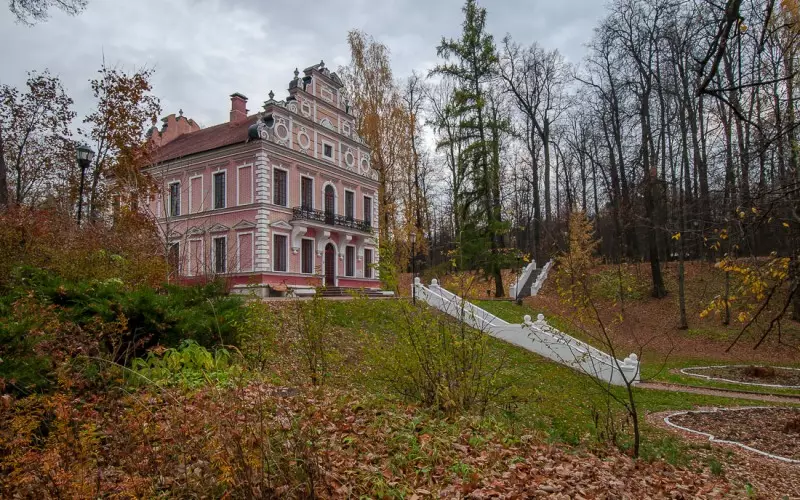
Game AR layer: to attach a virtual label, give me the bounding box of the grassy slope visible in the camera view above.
[479,262,800,397]
[322,298,763,464]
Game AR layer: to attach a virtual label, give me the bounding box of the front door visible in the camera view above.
[324,243,335,286]
[324,185,335,225]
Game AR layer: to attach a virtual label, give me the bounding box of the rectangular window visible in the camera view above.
[301,239,314,274]
[273,234,287,272]
[213,237,226,274]
[169,182,180,217]
[168,242,180,275]
[345,191,354,221]
[213,171,226,209]
[364,248,373,279]
[301,177,313,209]
[363,196,372,227]
[273,169,287,206]
[323,143,333,159]
[345,246,355,277]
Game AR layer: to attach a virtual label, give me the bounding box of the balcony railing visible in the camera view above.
[292,206,372,233]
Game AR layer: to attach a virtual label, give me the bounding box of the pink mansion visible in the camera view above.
[146,61,380,296]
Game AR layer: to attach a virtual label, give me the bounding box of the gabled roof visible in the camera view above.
[151,114,260,164]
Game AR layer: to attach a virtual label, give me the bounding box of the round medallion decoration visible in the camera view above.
[360,157,370,173]
[297,129,311,149]
[345,150,355,167]
[275,123,290,141]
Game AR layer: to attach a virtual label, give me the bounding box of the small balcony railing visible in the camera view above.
[292,206,372,233]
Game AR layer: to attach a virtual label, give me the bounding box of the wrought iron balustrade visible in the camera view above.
[292,206,372,233]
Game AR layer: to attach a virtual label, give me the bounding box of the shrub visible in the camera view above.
[0,270,245,393]
[368,302,509,415]
[291,295,334,385]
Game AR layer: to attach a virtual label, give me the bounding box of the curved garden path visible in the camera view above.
[638,381,800,404]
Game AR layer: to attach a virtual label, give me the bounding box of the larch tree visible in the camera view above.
[432,0,509,297]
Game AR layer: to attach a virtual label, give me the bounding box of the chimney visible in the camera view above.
[230,93,248,123]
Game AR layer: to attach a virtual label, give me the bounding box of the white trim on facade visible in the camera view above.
[168,180,181,217]
[300,236,315,275]
[211,234,228,274]
[272,165,289,207]
[212,169,227,210]
[272,232,290,273]
[300,175,315,209]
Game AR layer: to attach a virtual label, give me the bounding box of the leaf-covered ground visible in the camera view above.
[3,291,799,497]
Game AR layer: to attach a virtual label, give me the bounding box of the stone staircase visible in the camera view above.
[413,277,640,387]
[511,259,553,300]
[517,267,542,298]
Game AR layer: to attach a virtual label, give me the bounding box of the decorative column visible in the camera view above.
[254,149,271,271]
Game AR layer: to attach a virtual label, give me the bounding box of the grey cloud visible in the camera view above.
[0,0,606,131]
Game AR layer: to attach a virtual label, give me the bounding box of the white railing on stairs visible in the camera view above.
[510,260,537,300]
[530,259,553,296]
[412,277,640,387]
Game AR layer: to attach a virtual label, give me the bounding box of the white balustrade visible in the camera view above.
[412,279,640,387]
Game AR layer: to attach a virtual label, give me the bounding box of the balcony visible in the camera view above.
[292,206,372,233]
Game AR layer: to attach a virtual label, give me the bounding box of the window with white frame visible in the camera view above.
[273,168,288,206]
[169,182,180,217]
[301,238,314,274]
[273,234,288,272]
[213,236,227,274]
[322,142,333,160]
[213,171,226,209]
[301,176,313,209]
[345,190,354,221]
[364,248,373,279]
[345,246,355,277]
[363,196,372,227]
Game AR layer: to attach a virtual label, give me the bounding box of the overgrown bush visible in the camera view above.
[0,207,167,291]
[368,302,509,415]
[0,268,244,394]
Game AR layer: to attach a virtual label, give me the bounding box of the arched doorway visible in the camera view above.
[324,243,336,286]
[324,185,335,225]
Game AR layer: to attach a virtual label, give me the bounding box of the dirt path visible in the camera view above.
[638,381,800,404]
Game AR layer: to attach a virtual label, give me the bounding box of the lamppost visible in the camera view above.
[411,231,417,305]
[75,144,95,226]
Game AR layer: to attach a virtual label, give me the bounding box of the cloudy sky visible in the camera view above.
[0,0,606,131]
